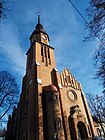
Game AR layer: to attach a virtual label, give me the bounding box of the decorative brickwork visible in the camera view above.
[60,68,82,90]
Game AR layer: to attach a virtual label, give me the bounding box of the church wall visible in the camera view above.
[59,87,91,137]
[26,66,39,140]
[60,87,85,116]
[54,68,96,139]
[35,42,56,86]
[81,93,97,136]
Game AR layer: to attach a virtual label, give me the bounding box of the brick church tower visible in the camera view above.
[6,15,97,140]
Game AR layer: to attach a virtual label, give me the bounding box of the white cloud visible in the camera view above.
[0,20,25,76]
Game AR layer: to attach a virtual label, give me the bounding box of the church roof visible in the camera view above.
[43,84,58,93]
[30,14,50,41]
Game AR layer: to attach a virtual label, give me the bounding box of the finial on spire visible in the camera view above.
[38,12,40,24]
[35,12,44,30]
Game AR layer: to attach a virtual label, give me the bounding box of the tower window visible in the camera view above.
[54,94,59,101]
[44,47,47,57]
[36,36,38,40]
[54,133,60,140]
[48,48,50,58]
[44,47,48,66]
[41,45,44,62]
[54,117,61,131]
[31,37,34,45]
[41,45,43,56]
[48,48,51,64]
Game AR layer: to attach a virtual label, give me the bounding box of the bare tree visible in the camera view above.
[0,0,8,19]
[94,46,105,93]
[0,126,6,139]
[85,0,105,42]
[0,0,18,20]
[86,93,105,137]
[0,1,2,18]
[85,0,105,93]
[0,71,19,120]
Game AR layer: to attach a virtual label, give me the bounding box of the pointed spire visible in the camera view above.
[35,12,43,30]
[38,12,40,24]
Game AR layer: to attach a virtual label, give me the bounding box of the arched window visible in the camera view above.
[54,117,61,131]
[54,133,60,140]
[41,45,43,56]
[77,121,88,139]
[54,94,59,101]
[41,45,44,62]
[44,47,47,57]
[48,48,50,58]
[97,128,101,136]
[48,48,51,64]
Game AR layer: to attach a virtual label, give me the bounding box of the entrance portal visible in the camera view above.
[77,121,88,140]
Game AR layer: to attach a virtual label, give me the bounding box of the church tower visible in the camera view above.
[25,15,64,140]
[6,15,97,140]
[24,14,64,140]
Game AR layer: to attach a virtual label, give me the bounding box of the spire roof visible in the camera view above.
[35,13,44,30]
[30,14,50,41]
[38,12,40,24]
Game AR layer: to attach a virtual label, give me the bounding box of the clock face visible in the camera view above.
[67,90,77,101]
[42,35,47,40]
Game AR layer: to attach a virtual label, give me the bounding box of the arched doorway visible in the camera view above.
[77,121,88,140]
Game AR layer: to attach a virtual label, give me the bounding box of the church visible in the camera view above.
[6,15,98,140]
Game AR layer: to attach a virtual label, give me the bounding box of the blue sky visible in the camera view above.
[0,0,103,95]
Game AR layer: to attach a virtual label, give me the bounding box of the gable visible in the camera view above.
[60,68,82,90]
